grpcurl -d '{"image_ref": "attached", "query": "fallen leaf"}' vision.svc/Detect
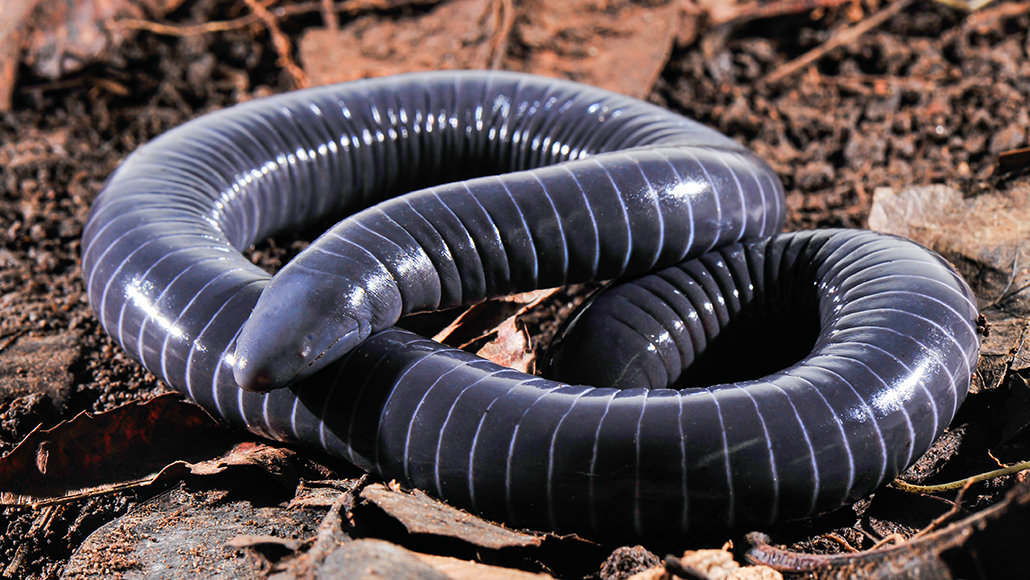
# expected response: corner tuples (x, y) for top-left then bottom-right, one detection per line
(24, 0), (144, 79)
(0, 0), (187, 111)
(868, 184), (1030, 311)
(0, 394), (235, 505)
(475, 317), (534, 373)
(432, 288), (558, 349)
(299, 0), (499, 86)
(508, 0), (684, 98)
(299, 0), (685, 98)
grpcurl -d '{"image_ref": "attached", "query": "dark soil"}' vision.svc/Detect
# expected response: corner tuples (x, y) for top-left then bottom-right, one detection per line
(2, 1), (1030, 578)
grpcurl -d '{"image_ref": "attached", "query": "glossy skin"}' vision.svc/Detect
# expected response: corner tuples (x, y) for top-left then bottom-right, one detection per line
(80, 71), (980, 539)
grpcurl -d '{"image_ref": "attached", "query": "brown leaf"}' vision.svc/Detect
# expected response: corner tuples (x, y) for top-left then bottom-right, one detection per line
(475, 317), (534, 374)
(299, 0), (497, 86)
(299, 0), (684, 98)
(0, 0), (188, 111)
(433, 289), (558, 349)
(0, 394), (236, 506)
(506, 0), (684, 98)
(868, 184), (1030, 311)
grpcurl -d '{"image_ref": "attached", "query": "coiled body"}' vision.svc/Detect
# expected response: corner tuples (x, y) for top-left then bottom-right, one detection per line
(80, 71), (980, 539)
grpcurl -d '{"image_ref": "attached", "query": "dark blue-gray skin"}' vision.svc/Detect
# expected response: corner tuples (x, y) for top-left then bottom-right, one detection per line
(81, 71), (981, 540)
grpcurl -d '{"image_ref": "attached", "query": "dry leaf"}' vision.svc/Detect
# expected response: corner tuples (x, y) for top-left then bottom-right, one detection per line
(476, 317), (534, 373)
(299, 0), (498, 86)
(0, 394), (234, 506)
(508, 0), (684, 98)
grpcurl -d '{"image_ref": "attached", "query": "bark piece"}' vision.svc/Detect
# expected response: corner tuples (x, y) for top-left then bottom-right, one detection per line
(417, 553), (558, 580)
(315, 540), (449, 580)
(360, 483), (543, 549)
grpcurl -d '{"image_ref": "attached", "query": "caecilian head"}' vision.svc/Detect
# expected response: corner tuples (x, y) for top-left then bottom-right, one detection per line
(232, 272), (369, 392)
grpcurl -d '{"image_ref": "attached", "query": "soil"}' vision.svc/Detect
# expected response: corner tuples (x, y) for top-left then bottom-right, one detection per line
(2, 0), (1030, 578)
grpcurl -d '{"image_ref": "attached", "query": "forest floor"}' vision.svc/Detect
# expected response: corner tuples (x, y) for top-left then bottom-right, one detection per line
(2, 0), (1030, 578)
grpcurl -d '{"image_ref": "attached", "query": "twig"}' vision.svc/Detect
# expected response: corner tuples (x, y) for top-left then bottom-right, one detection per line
(982, 241), (1026, 309)
(321, 0), (340, 32)
(892, 459), (1030, 494)
(760, 0), (915, 85)
(700, 0), (851, 69)
(910, 479), (975, 540)
(111, 15), (261, 36)
(716, 0), (853, 27)
(488, 0), (515, 70)
(748, 478), (1021, 574)
(111, 1), (443, 38)
(870, 533), (906, 550)
(821, 532), (860, 552)
(242, 0), (310, 88)
(0, 328), (28, 355)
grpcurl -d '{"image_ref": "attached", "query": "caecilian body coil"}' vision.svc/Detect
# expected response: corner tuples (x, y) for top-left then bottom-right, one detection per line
(81, 71), (981, 539)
